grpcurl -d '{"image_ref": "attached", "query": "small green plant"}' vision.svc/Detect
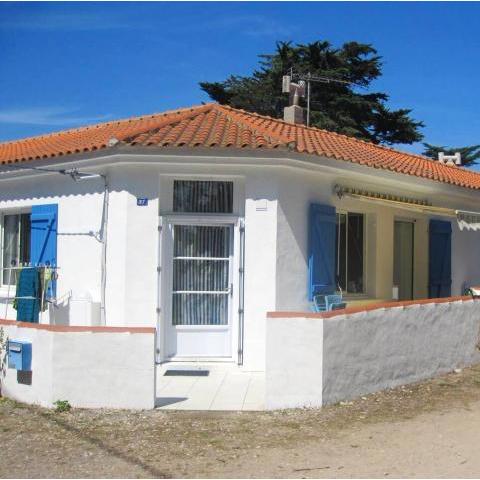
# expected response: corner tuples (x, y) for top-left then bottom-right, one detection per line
(53, 399), (72, 413)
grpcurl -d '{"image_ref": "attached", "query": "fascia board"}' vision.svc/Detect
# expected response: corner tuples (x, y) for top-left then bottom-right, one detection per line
(1, 147), (480, 205)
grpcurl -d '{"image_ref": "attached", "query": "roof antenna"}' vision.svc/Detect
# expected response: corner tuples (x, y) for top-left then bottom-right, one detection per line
(282, 69), (352, 127)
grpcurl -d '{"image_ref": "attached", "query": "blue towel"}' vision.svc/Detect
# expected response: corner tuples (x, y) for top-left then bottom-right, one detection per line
(16, 268), (40, 323)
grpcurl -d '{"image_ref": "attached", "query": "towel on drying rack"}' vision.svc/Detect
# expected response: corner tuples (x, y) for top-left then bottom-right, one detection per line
(15, 267), (41, 323)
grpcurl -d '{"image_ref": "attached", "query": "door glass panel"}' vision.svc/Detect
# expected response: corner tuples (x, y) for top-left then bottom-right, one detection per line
(173, 294), (228, 326)
(347, 213), (364, 293)
(174, 225), (230, 257)
(172, 225), (230, 326)
(335, 212), (364, 293)
(173, 260), (229, 291)
(335, 213), (346, 291)
(394, 221), (414, 300)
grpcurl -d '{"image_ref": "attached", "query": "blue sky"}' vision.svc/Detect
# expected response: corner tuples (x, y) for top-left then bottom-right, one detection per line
(1, 1), (479, 160)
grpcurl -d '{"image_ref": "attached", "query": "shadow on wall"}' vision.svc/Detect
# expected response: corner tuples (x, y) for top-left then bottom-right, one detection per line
(50, 300), (70, 326)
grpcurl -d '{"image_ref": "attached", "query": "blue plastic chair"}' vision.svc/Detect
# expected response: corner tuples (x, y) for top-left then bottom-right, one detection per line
(311, 286), (346, 313)
(312, 294), (328, 312)
(325, 294), (344, 311)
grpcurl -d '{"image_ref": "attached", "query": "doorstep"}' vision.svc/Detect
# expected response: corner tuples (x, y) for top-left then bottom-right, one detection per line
(155, 362), (265, 411)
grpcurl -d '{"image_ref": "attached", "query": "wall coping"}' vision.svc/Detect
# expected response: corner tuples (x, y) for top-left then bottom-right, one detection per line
(0, 318), (155, 334)
(267, 296), (477, 320)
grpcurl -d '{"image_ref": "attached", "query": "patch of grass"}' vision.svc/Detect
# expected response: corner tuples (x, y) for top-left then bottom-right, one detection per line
(53, 400), (71, 413)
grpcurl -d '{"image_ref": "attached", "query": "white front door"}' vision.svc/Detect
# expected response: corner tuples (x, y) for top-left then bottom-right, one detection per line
(165, 220), (233, 358)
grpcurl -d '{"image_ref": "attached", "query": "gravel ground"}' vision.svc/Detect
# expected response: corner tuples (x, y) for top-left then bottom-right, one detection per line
(2, 365), (480, 478)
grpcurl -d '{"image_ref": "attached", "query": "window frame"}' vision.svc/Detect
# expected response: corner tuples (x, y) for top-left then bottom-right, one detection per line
(0, 208), (32, 288)
(335, 209), (367, 295)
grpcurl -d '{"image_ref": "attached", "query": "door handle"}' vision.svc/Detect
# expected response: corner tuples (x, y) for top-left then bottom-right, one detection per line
(225, 283), (233, 296)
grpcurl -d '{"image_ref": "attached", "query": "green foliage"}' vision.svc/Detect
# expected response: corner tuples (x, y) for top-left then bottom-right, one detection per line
(200, 40), (424, 145)
(53, 399), (71, 413)
(422, 143), (480, 167)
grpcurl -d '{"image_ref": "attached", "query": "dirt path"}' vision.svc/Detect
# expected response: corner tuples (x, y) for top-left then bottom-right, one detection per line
(2, 365), (480, 478)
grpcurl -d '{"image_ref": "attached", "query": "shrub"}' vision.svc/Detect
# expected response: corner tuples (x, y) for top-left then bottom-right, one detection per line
(53, 399), (72, 413)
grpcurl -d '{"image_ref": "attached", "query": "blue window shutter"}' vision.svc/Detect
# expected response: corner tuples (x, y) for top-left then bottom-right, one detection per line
(30, 204), (58, 267)
(428, 219), (452, 298)
(308, 203), (336, 301)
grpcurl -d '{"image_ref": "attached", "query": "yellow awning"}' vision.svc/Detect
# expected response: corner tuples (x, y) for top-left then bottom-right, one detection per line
(334, 185), (480, 229)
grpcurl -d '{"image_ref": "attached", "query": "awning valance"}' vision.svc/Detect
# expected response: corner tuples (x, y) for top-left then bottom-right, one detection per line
(334, 185), (480, 230)
(456, 211), (480, 231)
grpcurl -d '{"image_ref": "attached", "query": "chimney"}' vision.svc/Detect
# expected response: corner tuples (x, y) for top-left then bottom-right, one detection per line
(284, 105), (304, 124)
(438, 152), (461, 166)
(282, 75), (305, 124)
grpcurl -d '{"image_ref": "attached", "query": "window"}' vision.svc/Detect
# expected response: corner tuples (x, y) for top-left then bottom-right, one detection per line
(173, 180), (233, 213)
(2, 213), (31, 285)
(335, 212), (364, 293)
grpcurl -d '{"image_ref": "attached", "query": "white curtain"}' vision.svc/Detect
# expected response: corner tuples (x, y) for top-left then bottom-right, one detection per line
(173, 180), (233, 213)
(172, 225), (230, 325)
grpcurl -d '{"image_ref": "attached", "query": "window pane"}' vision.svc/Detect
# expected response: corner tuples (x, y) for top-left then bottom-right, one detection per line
(2, 213), (31, 285)
(347, 213), (364, 293)
(173, 180), (233, 213)
(19, 214), (31, 265)
(335, 213), (346, 291)
(2, 215), (19, 284)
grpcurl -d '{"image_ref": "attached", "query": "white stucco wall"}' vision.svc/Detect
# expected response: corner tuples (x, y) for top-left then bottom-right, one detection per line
(266, 315), (323, 409)
(104, 167), (160, 328)
(0, 174), (105, 325)
(322, 298), (480, 404)
(274, 166), (480, 311)
(266, 298), (480, 409)
(0, 161), (280, 371)
(1, 321), (156, 409)
(2, 153), (480, 374)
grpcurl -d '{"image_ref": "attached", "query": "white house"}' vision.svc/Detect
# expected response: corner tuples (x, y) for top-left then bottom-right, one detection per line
(2, 103), (480, 408)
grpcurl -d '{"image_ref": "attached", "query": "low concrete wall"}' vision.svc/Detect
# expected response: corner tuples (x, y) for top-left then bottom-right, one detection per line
(266, 297), (480, 409)
(266, 317), (323, 409)
(0, 320), (156, 409)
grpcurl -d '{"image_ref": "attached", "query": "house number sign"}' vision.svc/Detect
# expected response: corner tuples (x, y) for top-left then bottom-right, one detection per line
(137, 198), (149, 206)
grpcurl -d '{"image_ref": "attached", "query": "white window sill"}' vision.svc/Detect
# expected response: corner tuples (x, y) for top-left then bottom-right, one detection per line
(343, 293), (369, 300)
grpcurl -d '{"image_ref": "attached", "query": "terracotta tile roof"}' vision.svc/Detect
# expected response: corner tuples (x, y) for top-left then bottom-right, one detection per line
(2, 103), (480, 191)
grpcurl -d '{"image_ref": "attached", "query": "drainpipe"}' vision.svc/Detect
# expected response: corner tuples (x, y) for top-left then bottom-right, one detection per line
(99, 175), (109, 325)
(63, 170), (109, 324)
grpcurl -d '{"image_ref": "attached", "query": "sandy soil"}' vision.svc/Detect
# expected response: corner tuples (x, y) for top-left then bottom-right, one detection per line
(2, 365), (480, 478)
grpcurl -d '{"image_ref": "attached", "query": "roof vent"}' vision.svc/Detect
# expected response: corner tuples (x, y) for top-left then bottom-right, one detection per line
(282, 75), (305, 125)
(438, 152), (461, 166)
(107, 137), (119, 147)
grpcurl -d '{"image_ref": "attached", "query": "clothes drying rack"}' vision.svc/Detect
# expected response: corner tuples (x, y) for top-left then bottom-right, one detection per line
(1, 264), (60, 323)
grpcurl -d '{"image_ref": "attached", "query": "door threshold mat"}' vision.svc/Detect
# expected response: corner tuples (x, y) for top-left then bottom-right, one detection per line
(164, 369), (210, 377)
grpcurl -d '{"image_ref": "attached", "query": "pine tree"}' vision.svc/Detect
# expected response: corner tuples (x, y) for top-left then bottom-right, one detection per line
(200, 41), (424, 145)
